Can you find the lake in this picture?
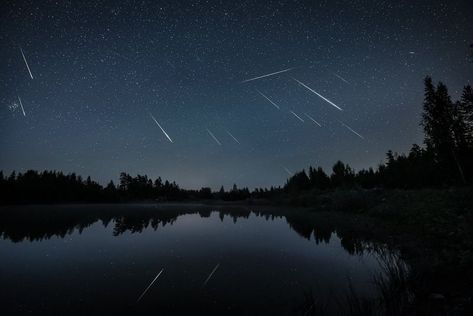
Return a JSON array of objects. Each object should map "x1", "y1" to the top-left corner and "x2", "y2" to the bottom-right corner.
[{"x1": 0, "y1": 204, "x2": 403, "y2": 315}]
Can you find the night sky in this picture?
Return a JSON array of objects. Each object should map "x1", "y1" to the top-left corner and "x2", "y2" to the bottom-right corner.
[{"x1": 1, "y1": 0, "x2": 472, "y2": 190}]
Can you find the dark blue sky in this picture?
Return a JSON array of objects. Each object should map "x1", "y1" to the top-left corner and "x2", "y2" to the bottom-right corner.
[{"x1": 1, "y1": 0, "x2": 472, "y2": 189}]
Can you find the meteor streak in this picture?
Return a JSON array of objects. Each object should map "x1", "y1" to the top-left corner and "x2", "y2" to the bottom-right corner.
[
  {"x1": 304, "y1": 113, "x2": 321, "y2": 127},
  {"x1": 333, "y1": 73, "x2": 350, "y2": 84},
  {"x1": 292, "y1": 77, "x2": 343, "y2": 111},
  {"x1": 20, "y1": 48, "x2": 34, "y2": 79},
  {"x1": 339, "y1": 120, "x2": 364, "y2": 139},
  {"x1": 290, "y1": 110, "x2": 304, "y2": 123},
  {"x1": 241, "y1": 67, "x2": 293, "y2": 83},
  {"x1": 256, "y1": 89, "x2": 280, "y2": 109},
  {"x1": 17, "y1": 96, "x2": 26, "y2": 116},
  {"x1": 150, "y1": 113, "x2": 173, "y2": 143},
  {"x1": 136, "y1": 269, "x2": 164, "y2": 302},
  {"x1": 283, "y1": 166, "x2": 293, "y2": 176},
  {"x1": 203, "y1": 263, "x2": 220, "y2": 287},
  {"x1": 207, "y1": 129, "x2": 222, "y2": 146},
  {"x1": 226, "y1": 130, "x2": 240, "y2": 144}
]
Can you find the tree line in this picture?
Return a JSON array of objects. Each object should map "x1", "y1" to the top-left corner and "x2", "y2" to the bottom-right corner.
[
  {"x1": 1, "y1": 77, "x2": 472, "y2": 204},
  {"x1": 0, "y1": 170, "x2": 257, "y2": 204},
  {"x1": 284, "y1": 77, "x2": 473, "y2": 191}
]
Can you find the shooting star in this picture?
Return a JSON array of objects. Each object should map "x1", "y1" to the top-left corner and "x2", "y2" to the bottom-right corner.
[
  {"x1": 207, "y1": 129, "x2": 222, "y2": 146},
  {"x1": 17, "y1": 96, "x2": 26, "y2": 116},
  {"x1": 226, "y1": 130, "x2": 240, "y2": 144},
  {"x1": 203, "y1": 263, "x2": 220, "y2": 287},
  {"x1": 290, "y1": 110, "x2": 304, "y2": 123},
  {"x1": 333, "y1": 73, "x2": 350, "y2": 84},
  {"x1": 150, "y1": 113, "x2": 173, "y2": 143},
  {"x1": 136, "y1": 269, "x2": 164, "y2": 302},
  {"x1": 304, "y1": 113, "x2": 321, "y2": 127},
  {"x1": 283, "y1": 166, "x2": 293, "y2": 176},
  {"x1": 256, "y1": 89, "x2": 280, "y2": 109},
  {"x1": 339, "y1": 120, "x2": 364, "y2": 140},
  {"x1": 20, "y1": 48, "x2": 34, "y2": 79},
  {"x1": 241, "y1": 67, "x2": 293, "y2": 83},
  {"x1": 292, "y1": 77, "x2": 343, "y2": 111}
]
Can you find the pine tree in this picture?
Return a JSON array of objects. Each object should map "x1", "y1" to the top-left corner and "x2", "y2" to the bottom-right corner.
[
  {"x1": 421, "y1": 77, "x2": 465, "y2": 183},
  {"x1": 421, "y1": 77, "x2": 437, "y2": 152},
  {"x1": 458, "y1": 85, "x2": 473, "y2": 144},
  {"x1": 331, "y1": 161, "x2": 355, "y2": 188}
]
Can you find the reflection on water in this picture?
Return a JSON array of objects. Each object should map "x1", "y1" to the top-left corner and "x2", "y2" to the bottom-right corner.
[{"x1": 0, "y1": 204, "x2": 401, "y2": 315}]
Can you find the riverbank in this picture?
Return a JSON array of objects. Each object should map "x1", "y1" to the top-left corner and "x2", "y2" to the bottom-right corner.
[{"x1": 280, "y1": 187, "x2": 473, "y2": 314}]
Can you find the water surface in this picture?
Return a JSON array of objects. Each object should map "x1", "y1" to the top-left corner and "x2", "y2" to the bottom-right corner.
[{"x1": 0, "y1": 204, "x2": 395, "y2": 315}]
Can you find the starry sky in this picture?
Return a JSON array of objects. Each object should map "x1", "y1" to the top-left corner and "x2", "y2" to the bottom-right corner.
[{"x1": 1, "y1": 0, "x2": 472, "y2": 190}]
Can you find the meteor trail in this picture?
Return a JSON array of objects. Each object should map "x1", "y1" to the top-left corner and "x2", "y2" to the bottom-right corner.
[
  {"x1": 304, "y1": 113, "x2": 321, "y2": 127},
  {"x1": 241, "y1": 67, "x2": 293, "y2": 83},
  {"x1": 290, "y1": 110, "x2": 304, "y2": 123},
  {"x1": 333, "y1": 73, "x2": 350, "y2": 84},
  {"x1": 226, "y1": 130, "x2": 240, "y2": 144},
  {"x1": 20, "y1": 48, "x2": 34, "y2": 79},
  {"x1": 203, "y1": 263, "x2": 220, "y2": 287},
  {"x1": 256, "y1": 89, "x2": 280, "y2": 109},
  {"x1": 339, "y1": 120, "x2": 365, "y2": 139},
  {"x1": 207, "y1": 129, "x2": 222, "y2": 146},
  {"x1": 292, "y1": 77, "x2": 343, "y2": 111},
  {"x1": 283, "y1": 166, "x2": 293, "y2": 176},
  {"x1": 17, "y1": 96, "x2": 26, "y2": 116},
  {"x1": 202, "y1": 263, "x2": 220, "y2": 287},
  {"x1": 136, "y1": 269, "x2": 164, "y2": 302},
  {"x1": 150, "y1": 113, "x2": 173, "y2": 143}
]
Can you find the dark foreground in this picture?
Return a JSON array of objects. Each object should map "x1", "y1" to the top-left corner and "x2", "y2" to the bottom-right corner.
[{"x1": 0, "y1": 199, "x2": 471, "y2": 315}]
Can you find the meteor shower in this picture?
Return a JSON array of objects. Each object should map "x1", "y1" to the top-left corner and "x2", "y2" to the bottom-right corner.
[{"x1": 1, "y1": 1, "x2": 473, "y2": 315}]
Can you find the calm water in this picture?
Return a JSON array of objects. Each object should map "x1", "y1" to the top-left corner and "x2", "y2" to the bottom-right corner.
[{"x1": 0, "y1": 204, "x2": 396, "y2": 315}]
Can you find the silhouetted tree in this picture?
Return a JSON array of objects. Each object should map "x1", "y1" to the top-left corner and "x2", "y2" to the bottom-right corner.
[
  {"x1": 331, "y1": 161, "x2": 355, "y2": 188},
  {"x1": 308, "y1": 166, "x2": 331, "y2": 190},
  {"x1": 198, "y1": 187, "x2": 212, "y2": 199},
  {"x1": 421, "y1": 77, "x2": 465, "y2": 184},
  {"x1": 355, "y1": 167, "x2": 378, "y2": 189},
  {"x1": 284, "y1": 170, "x2": 310, "y2": 193},
  {"x1": 458, "y1": 85, "x2": 473, "y2": 144}
]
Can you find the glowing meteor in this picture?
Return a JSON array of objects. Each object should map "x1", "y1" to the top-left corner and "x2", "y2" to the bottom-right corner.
[
  {"x1": 333, "y1": 73, "x2": 350, "y2": 84},
  {"x1": 292, "y1": 77, "x2": 343, "y2": 111},
  {"x1": 339, "y1": 120, "x2": 365, "y2": 139},
  {"x1": 241, "y1": 67, "x2": 293, "y2": 83},
  {"x1": 207, "y1": 129, "x2": 222, "y2": 146},
  {"x1": 256, "y1": 89, "x2": 280, "y2": 109},
  {"x1": 136, "y1": 269, "x2": 164, "y2": 302},
  {"x1": 226, "y1": 130, "x2": 240, "y2": 144},
  {"x1": 290, "y1": 110, "x2": 304, "y2": 123},
  {"x1": 304, "y1": 113, "x2": 321, "y2": 127},
  {"x1": 20, "y1": 48, "x2": 34, "y2": 79},
  {"x1": 203, "y1": 263, "x2": 220, "y2": 287},
  {"x1": 283, "y1": 166, "x2": 293, "y2": 176},
  {"x1": 17, "y1": 96, "x2": 26, "y2": 116},
  {"x1": 150, "y1": 113, "x2": 173, "y2": 143}
]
